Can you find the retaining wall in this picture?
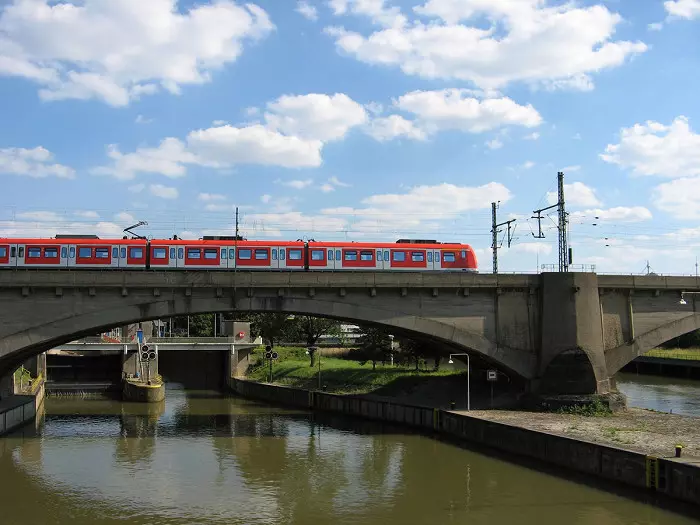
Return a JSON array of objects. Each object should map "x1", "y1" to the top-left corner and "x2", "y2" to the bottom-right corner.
[
  {"x1": 230, "y1": 378, "x2": 700, "y2": 508},
  {"x1": 0, "y1": 380, "x2": 45, "y2": 436},
  {"x1": 122, "y1": 380, "x2": 165, "y2": 403}
]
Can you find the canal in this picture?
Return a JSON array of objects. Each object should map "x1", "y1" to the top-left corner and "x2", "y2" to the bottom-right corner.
[
  {"x1": 617, "y1": 372, "x2": 700, "y2": 417},
  {"x1": 1, "y1": 386, "x2": 697, "y2": 525}
]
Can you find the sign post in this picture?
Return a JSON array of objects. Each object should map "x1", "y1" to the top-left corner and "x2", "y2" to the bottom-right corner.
[{"x1": 487, "y1": 370, "x2": 498, "y2": 408}]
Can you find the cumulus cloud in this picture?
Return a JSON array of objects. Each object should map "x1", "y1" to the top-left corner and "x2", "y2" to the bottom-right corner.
[
  {"x1": 280, "y1": 179, "x2": 314, "y2": 189},
  {"x1": 486, "y1": 138, "x2": 503, "y2": 150},
  {"x1": 149, "y1": 184, "x2": 178, "y2": 199},
  {"x1": 547, "y1": 182, "x2": 601, "y2": 208},
  {"x1": 0, "y1": 0, "x2": 274, "y2": 106},
  {"x1": 653, "y1": 177, "x2": 700, "y2": 219},
  {"x1": 601, "y1": 116, "x2": 700, "y2": 178},
  {"x1": 664, "y1": 0, "x2": 700, "y2": 19},
  {"x1": 326, "y1": 0, "x2": 646, "y2": 90},
  {"x1": 296, "y1": 1, "x2": 318, "y2": 21},
  {"x1": 571, "y1": 206, "x2": 652, "y2": 223},
  {"x1": 198, "y1": 193, "x2": 226, "y2": 202},
  {"x1": 0, "y1": 146, "x2": 75, "y2": 178},
  {"x1": 366, "y1": 115, "x2": 427, "y2": 142}
]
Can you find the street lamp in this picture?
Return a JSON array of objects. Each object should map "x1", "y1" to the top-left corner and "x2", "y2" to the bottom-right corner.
[
  {"x1": 306, "y1": 346, "x2": 321, "y2": 390},
  {"x1": 448, "y1": 353, "x2": 470, "y2": 410},
  {"x1": 388, "y1": 334, "x2": 395, "y2": 366}
]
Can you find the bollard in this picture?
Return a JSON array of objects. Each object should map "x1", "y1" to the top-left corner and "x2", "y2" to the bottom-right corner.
[
  {"x1": 675, "y1": 445, "x2": 683, "y2": 458},
  {"x1": 450, "y1": 401, "x2": 456, "y2": 410},
  {"x1": 322, "y1": 385, "x2": 328, "y2": 391}
]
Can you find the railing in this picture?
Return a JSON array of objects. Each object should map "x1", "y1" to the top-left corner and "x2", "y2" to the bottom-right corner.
[{"x1": 644, "y1": 349, "x2": 700, "y2": 361}]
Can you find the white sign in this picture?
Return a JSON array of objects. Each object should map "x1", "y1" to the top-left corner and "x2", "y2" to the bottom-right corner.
[{"x1": 487, "y1": 370, "x2": 498, "y2": 381}]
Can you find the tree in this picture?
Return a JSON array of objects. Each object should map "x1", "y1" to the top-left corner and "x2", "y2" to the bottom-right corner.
[
  {"x1": 287, "y1": 316, "x2": 343, "y2": 367},
  {"x1": 248, "y1": 313, "x2": 293, "y2": 349},
  {"x1": 357, "y1": 326, "x2": 391, "y2": 370},
  {"x1": 188, "y1": 314, "x2": 213, "y2": 337}
]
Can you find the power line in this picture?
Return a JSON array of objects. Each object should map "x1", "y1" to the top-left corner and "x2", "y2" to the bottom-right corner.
[{"x1": 491, "y1": 202, "x2": 516, "y2": 274}]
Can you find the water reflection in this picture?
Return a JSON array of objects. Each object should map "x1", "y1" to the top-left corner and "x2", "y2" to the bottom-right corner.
[
  {"x1": 617, "y1": 373, "x2": 700, "y2": 417},
  {"x1": 0, "y1": 388, "x2": 696, "y2": 525}
]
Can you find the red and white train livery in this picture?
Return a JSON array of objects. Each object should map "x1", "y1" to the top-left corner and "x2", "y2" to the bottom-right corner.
[{"x1": 0, "y1": 237, "x2": 478, "y2": 272}]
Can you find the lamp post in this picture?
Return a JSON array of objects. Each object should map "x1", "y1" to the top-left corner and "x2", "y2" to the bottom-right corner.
[
  {"x1": 388, "y1": 334, "x2": 394, "y2": 366},
  {"x1": 306, "y1": 346, "x2": 321, "y2": 390},
  {"x1": 448, "y1": 353, "x2": 470, "y2": 410}
]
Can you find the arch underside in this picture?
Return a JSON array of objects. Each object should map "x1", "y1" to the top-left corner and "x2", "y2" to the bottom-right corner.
[
  {"x1": 0, "y1": 296, "x2": 536, "y2": 380},
  {"x1": 605, "y1": 313, "x2": 700, "y2": 375}
]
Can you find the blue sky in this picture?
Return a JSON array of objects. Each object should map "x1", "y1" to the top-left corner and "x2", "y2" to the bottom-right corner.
[{"x1": 1, "y1": 0, "x2": 700, "y2": 274}]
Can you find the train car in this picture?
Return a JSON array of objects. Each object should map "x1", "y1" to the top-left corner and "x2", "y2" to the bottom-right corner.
[{"x1": 307, "y1": 240, "x2": 478, "y2": 272}]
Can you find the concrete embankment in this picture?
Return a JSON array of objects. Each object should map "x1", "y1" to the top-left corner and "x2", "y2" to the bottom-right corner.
[
  {"x1": 229, "y1": 378, "x2": 700, "y2": 508},
  {"x1": 122, "y1": 379, "x2": 165, "y2": 402},
  {"x1": 0, "y1": 379, "x2": 45, "y2": 436}
]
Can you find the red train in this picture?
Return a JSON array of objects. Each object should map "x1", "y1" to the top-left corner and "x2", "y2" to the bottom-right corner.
[{"x1": 0, "y1": 236, "x2": 478, "y2": 272}]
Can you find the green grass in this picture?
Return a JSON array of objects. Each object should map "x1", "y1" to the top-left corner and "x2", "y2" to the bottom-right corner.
[
  {"x1": 557, "y1": 397, "x2": 612, "y2": 417},
  {"x1": 247, "y1": 346, "x2": 462, "y2": 395},
  {"x1": 645, "y1": 348, "x2": 700, "y2": 361}
]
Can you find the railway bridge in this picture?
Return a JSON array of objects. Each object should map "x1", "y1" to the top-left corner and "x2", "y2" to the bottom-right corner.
[{"x1": 0, "y1": 270, "x2": 699, "y2": 396}]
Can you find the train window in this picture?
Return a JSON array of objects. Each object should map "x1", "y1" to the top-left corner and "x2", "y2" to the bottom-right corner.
[
  {"x1": 238, "y1": 249, "x2": 252, "y2": 260},
  {"x1": 0, "y1": 247, "x2": 6, "y2": 258},
  {"x1": 376, "y1": 250, "x2": 381, "y2": 260},
  {"x1": 392, "y1": 251, "x2": 405, "y2": 262},
  {"x1": 187, "y1": 248, "x2": 201, "y2": 259},
  {"x1": 112, "y1": 247, "x2": 118, "y2": 258},
  {"x1": 435, "y1": 251, "x2": 440, "y2": 262},
  {"x1": 79, "y1": 247, "x2": 92, "y2": 258},
  {"x1": 27, "y1": 247, "x2": 42, "y2": 258},
  {"x1": 11, "y1": 247, "x2": 16, "y2": 258},
  {"x1": 412, "y1": 252, "x2": 424, "y2": 262},
  {"x1": 344, "y1": 251, "x2": 358, "y2": 261},
  {"x1": 254, "y1": 249, "x2": 268, "y2": 260},
  {"x1": 153, "y1": 248, "x2": 167, "y2": 259},
  {"x1": 19, "y1": 247, "x2": 24, "y2": 257},
  {"x1": 288, "y1": 249, "x2": 302, "y2": 260},
  {"x1": 178, "y1": 248, "x2": 184, "y2": 259},
  {"x1": 204, "y1": 249, "x2": 218, "y2": 260},
  {"x1": 328, "y1": 250, "x2": 334, "y2": 261},
  {"x1": 311, "y1": 250, "x2": 324, "y2": 261},
  {"x1": 428, "y1": 252, "x2": 433, "y2": 263},
  {"x1": 221, "y1": 248, "x2": 227, "y2": 259},
  {"x1": 229, "y1": 249, "x2": 235, "y2": 260},
  {"x1": 272, "y1": 249, "x2": 278, "y2": 260},
  {"x1": 95, "y1": 248, "x2": 109, "y2": 259},
  {"x1": 170, "y1": 248, "x2": 176, "y2": 259},
  {"x1": 336, "y1": 250, "x2": 341, "y2": 261},
  {"x1": 360, "y1": 251, "x2": 373, "y2": 261},
  {"x1": 384, "y1": 250, "x2": 389, "y2": 261},
  {"x1": 69, "y1": 247, "x2": 75, "y2": 258},
  {"x1": 130, "y1": 247, "x2": 144, "y2": 259},
  {"x1": 443, "y1": 252, "x2": 455, "y2": 263},
  {"x1": 461, "y1": 250, "x2": 467, "y2": 259},
  {"x1": 121, "y1": 248, "x2": 127, "y2": 259},
  {"x1": 45, "y1": 247, "x2": 58, "y2": 258},
  {"x1": 280, "y1": 249, "x2": 285, "y2": 260},
  {"x1": 61, "y1": 247, "x2": 67, "y2": 258}
]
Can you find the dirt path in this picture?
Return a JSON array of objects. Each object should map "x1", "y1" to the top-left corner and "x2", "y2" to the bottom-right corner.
[{"x1": 462, "y1": 408, "x2": 700, "y2": 460}]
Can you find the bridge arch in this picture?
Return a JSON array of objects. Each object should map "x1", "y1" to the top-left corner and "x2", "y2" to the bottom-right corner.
[
  {"x1": 0, "y1": 294, "x2": 536, "y2": 380},
  {"x1": 605, "y1": 313, "x2": 700, "y2": 375}
]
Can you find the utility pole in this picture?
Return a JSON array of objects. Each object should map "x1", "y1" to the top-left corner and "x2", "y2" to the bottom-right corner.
[
  {"x1": 532, "y1": 171, "x2": 569, "y2": 272},
  {"x1": 491, "y1": 202, "x2": 516, "y2": 274}
]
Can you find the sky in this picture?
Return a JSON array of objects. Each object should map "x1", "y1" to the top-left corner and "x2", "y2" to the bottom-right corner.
[{"x1": 1, "y1": 0, "x2": 700, "y2": 275}]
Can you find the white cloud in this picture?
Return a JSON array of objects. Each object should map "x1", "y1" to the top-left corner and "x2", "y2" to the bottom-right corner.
[
  {"x1": 0, "y1": 146, "x2": 75, "y2": 178},
  {"x1": 326, "y1": 0, "x2": 646, "y2": 90},
  {"x1": 319, "y1": 183, "x2": 335, "y2": 193},
  {"x1": 665, "y1": 0, "x2": 700, "y2": 19},
  {"x1": 212, "y1": 120, "x2": 229, "y2": 126},
  {"x1": 114, "y1": 212, "x2": 136, "y2": 224},
  {"x1": 149, "y1": 184, "x2": 179, "y2": 200},
  {"x1": 74, "y1": 210, "x2": 100, "y2": 219},
  {"x1": 601, "y1": 116, "x2": 700, "y2": 178},
  {"x1": 260, "y1": 194, "x2": 272, "y2": 203},
  {"x1": 392, "y1": 89, "x2": 542, "y2": 134},
  {"x1": 281, "y1": 179, "x2": 314, "y2": 189},
  {"x1": 511, "y1": 242, "x2": 553, "y2": 255},
  {"x1": 571, "y1": 206, "x2": 652, "y2": 223},
  {"x1": 522, "y1": 161, "x2": 535, "y2": 170},
  {"x1": 648, "y1": 22, "x2": 664, "y2": 31},
  {"x1": 366, "y1": 115, "x2": 427, "y2": 141},
  {"x1": 128, "y1": 183, "x2": 145, "y2": 193},
  {"x1": 547, "y1": 182, "x2": 601, "y2": 207},
  {"x1": 653, "y1": 177, "x2": 700, "y2": 219},
  {"x1": 198, "y1": 193, "x2": 226, "y2": 202},
  {"x1": 264, "y1": 93, "x2": 368, "y2": 141},
  {"x1": 296, "y1": 1, "x2": 318, "y2": 21},
  {"x1": 135, "y1": 115, "x2": 152, "y2": 125},
  {"x1": 524, "y1": 132, "x2": 540, "y2": 141},
  {"x1": 0, "y1": 213, "x2": 128, "y2": 239},
  {"x1": 486, "y1": 138, "x2": 503, "y2": 150},
  {"x1": 328, "y1": 176, "x2": 351, "y2": 187},
  {"x1": 0, "y1": 0, "x2": 274, "y2": 106}
]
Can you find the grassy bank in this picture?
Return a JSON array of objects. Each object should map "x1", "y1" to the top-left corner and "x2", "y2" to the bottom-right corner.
[
  {"x1": 247, "y1": 346, "x2": 464, "y2": 396},
  {"x1": 645, "y1": 348, "x2": 700, "y2": 360}
]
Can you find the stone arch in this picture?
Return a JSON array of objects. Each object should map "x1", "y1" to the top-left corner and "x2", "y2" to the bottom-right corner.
[
  {"x1": 605, "y1": 313, "x2": 700, "y2": 375},
  {"x1": 0, "y1": 295, "x2": 536, "y2": 380}
]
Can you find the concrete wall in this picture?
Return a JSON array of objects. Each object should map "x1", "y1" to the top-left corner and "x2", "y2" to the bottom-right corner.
[
  {"x1": 122, "y1": 380, "x2": 165, "y2": 403},
  {"x1": 230, "y1": 379, "x2": 700, "y2": 508},
  {"x1": 0, "y1": 380, "x2": 45, "y2": 436}
]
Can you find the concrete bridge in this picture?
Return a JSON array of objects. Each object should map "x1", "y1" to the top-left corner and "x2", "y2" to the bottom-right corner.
[{"x1": 0, "y1": 270, "x2": 698, "y2": 396}]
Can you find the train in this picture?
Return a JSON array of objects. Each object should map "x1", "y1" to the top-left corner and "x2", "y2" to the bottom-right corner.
[{"x1": 0, "y1": 236, "x2": 478, "y2": 272}]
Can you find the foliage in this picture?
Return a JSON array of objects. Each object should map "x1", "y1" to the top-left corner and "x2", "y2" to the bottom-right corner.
[
  {"x1": 247, "y1": 313, "x2": 295, "y2": 348},
  {"x1": 188, "y1": 313, "x2": 213, "y2": 337},
  {"x1": 285, "y1": 316, "x2": 343, "y2": 366},
  {"x1": 645, "y1": 348, "x2": 700, "y2": 361},
  {"x1": 556, "y1": 398, "x2": 612, "y2": 417},
  {"x1": 660, "y1": 330, "x2": 700, "y2": 349},
  {"x1": 357, "y1": 326, "x2": 392, "y2": 370}
]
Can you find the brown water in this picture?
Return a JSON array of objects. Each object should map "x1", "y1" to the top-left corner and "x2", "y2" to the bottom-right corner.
[
  {"x1": 0, "y1": 387, "x2": 697, "y2": 525},
  {"x1": 617, "y1": 372, "x2": 700, "y2": 417}
]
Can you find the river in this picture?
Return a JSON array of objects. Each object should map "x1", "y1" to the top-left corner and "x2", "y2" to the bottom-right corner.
[
  {"x1": 0, "y1": 386, "x2": 696, "y2": 525},
  {"x1": 617, "y1": 372, "x2": 700, "y2": 417}
]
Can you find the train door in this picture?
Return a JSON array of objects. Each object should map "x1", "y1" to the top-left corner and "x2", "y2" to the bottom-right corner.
[
  {"x1": 375, "y1": 249, "x2": 384, "y2": 270},
  {"x1": 271, "y1": 247, "x2": 281, "y2": 269},
  {"x1": 0, "y1": 243, "x2": 12, "y2": 268},
  {"x1": 14, "y1": 244, "x2": 25, "y2": 267}
]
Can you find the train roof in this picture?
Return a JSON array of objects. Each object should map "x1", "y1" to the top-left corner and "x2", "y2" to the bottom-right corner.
[
  {"x1": 150, "y1": 239, "x2": 304, "y2": 246},
  {"x1": 0, "y1": 238, "x2": 146, "y2": 245},
  {"x1": 307, "y1": 241, "x2": 472, "y2": 249}
]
